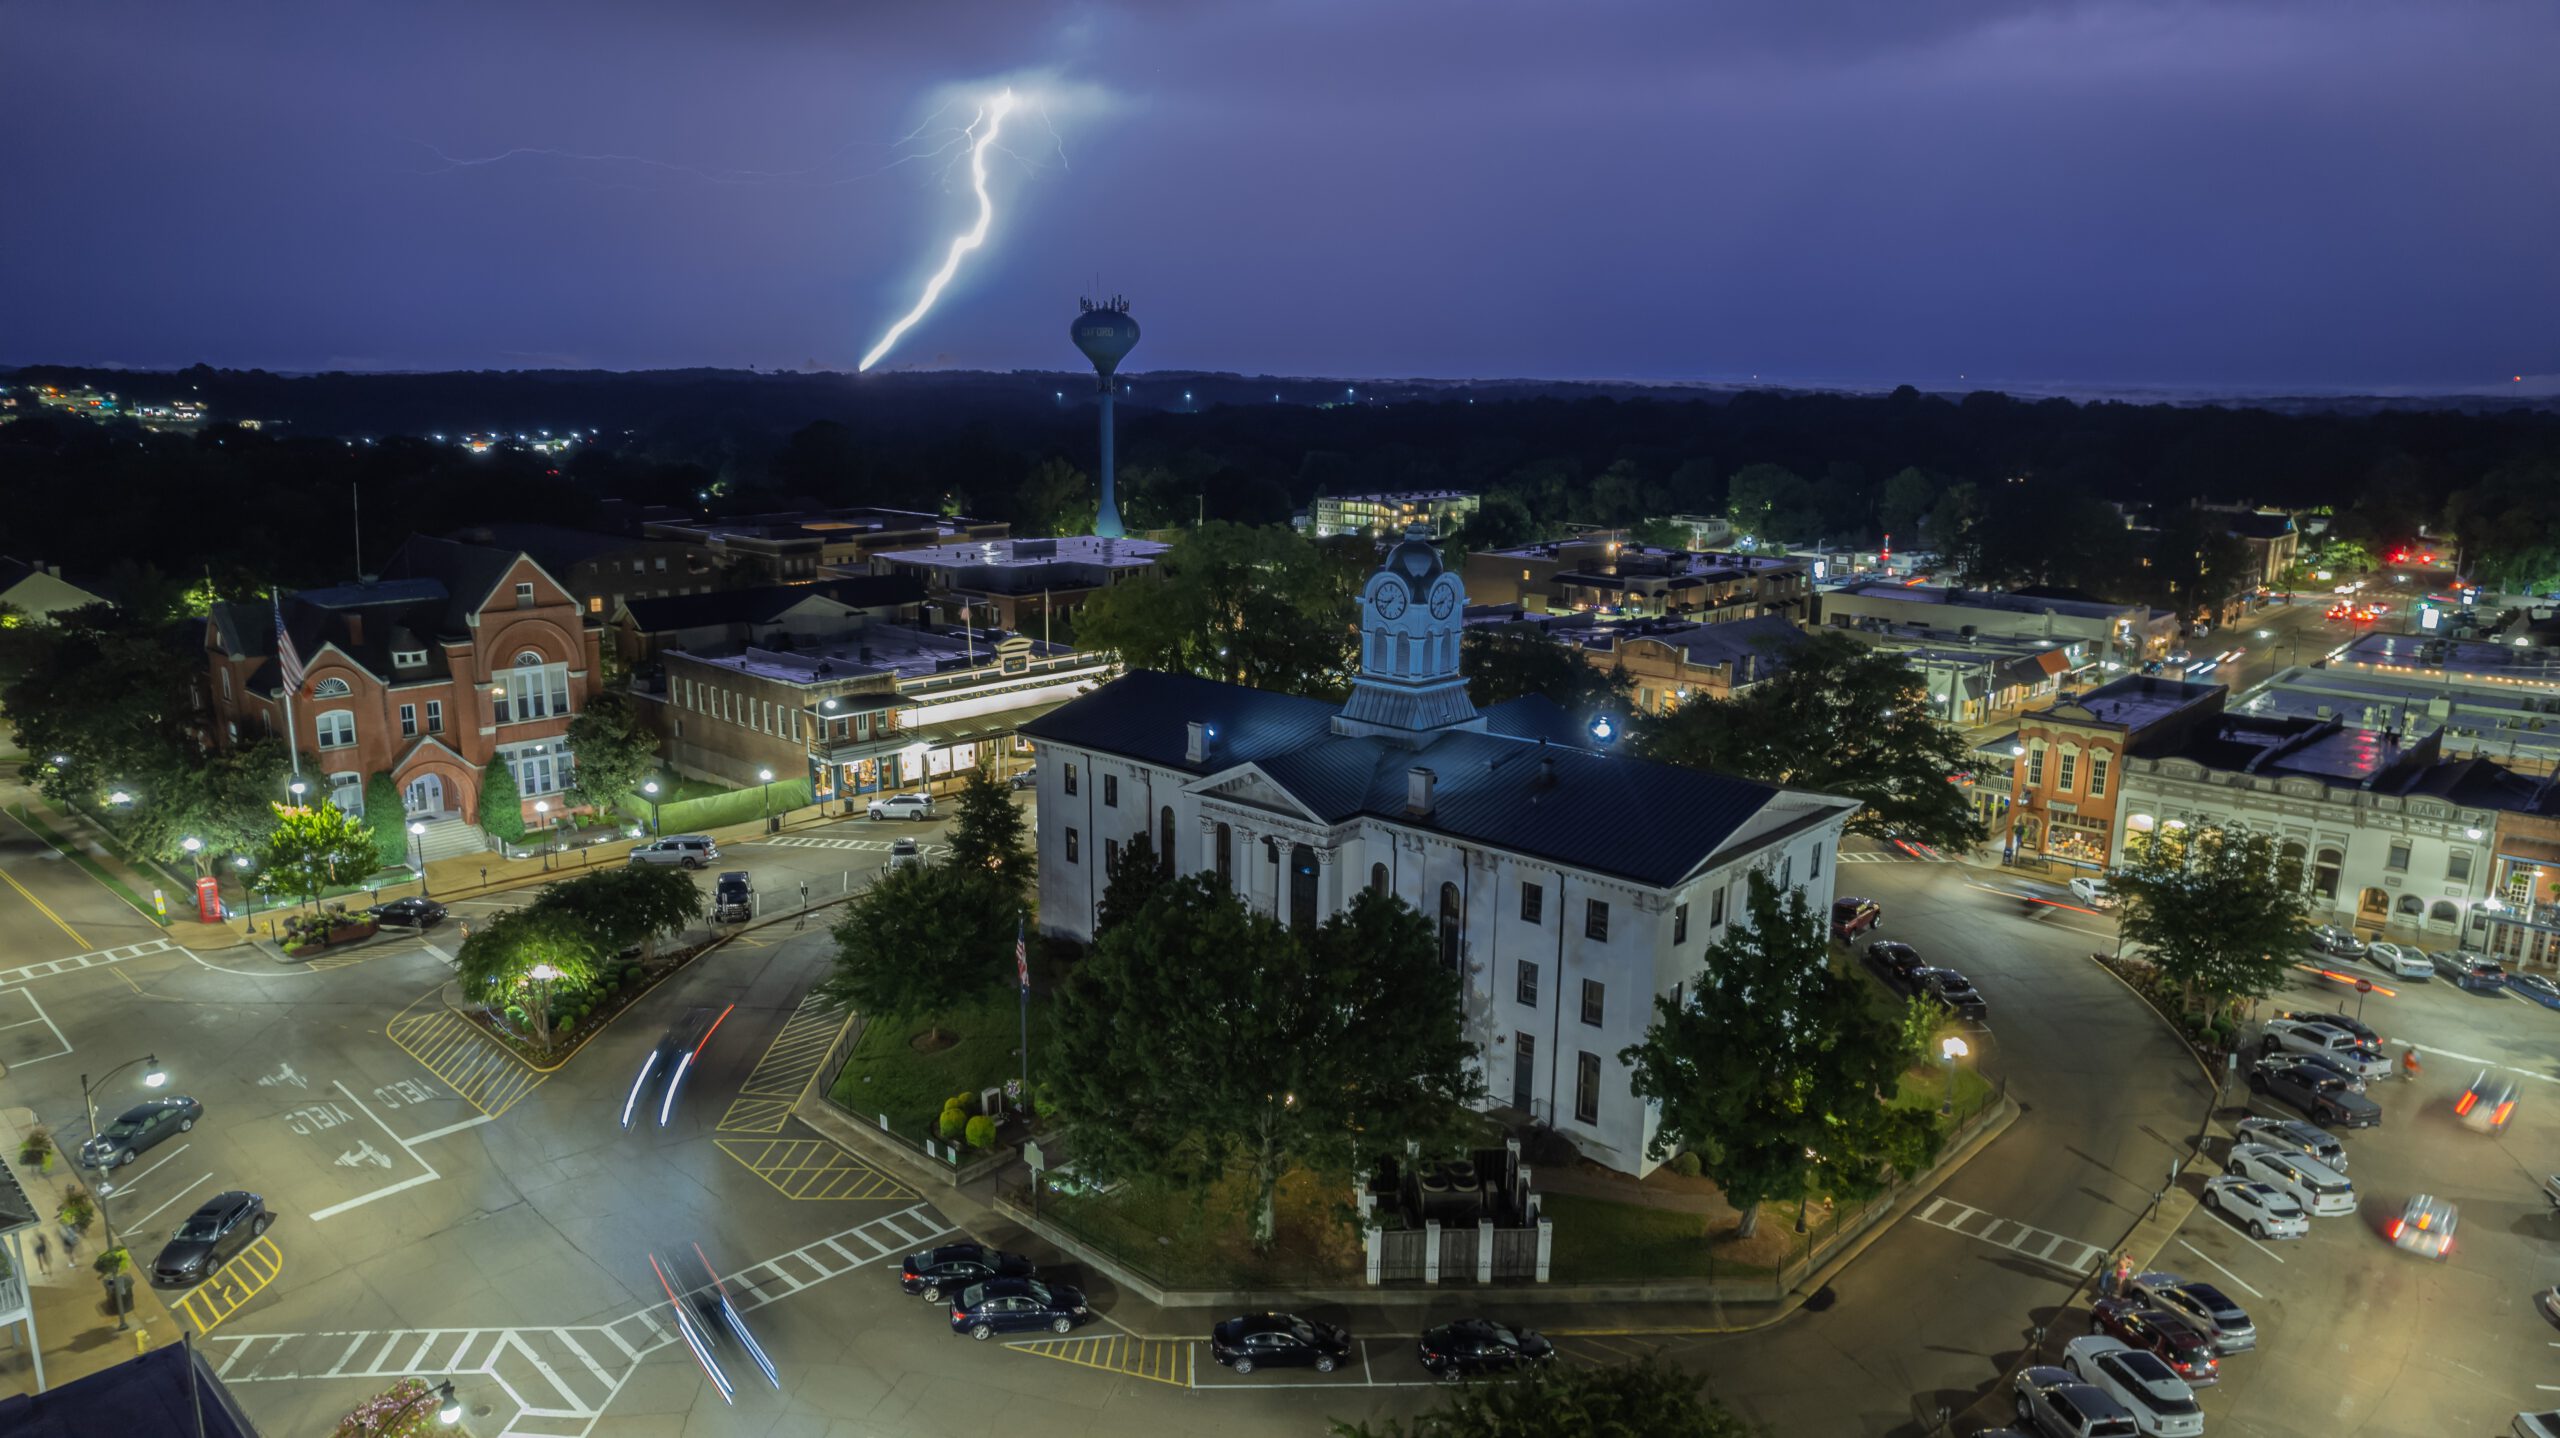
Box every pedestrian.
[59,1222,79,1258]
[2402,1046,2422,1079]
[32,1230,50,1274]
[458,920,471,944]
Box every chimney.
[345,614,364,645]
[1407,765,1437,816]
[1187,720,1216,765]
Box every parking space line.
[99,1142,192,1198]
[2173,1237,2264,1298]
[129,1173,213,1232]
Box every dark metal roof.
[618,575,922,634]
[1025,669,1795,888]
[0,1342,261,1438]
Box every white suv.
[2228,1142,2355,1216]
[2013,1366,2139,1438]
[2069,876,2117,910]
[2061,1337,2202,1438]
[628,835,719,869]
[2259,1018,2391,1081]
[868,793,936,822]
[2201,1175,2309,1239]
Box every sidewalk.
[0,1108,185,1396]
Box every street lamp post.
[383,1378,463,1429]
[533,801,551,869]
[759,768,775,833]
[180,836,204,878]
[409,821,430,897]
[235,855,256,932]
[643,780,661,836]
[81,1054,167,1330]
[1939,1036,1970,1115]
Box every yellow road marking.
[716,995,851,1134]
[713,1136,910,1201]
[172,1234,284,1336]
[0,866,91,950]
[1005,1334,1193,1387]
[385,990,545,1117]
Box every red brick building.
[203,536,605,851]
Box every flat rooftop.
[873,535,1170,571]
[1476,538,1805,576]
[675,623,1078,687]
[1326,489,1477,504]
[2040,674,2223,730]
[1827,580,2161,623]
[2336,630,2560,683]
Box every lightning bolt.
[860,89,1015,372]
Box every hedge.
[621,777,812,834]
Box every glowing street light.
[1939,1035,1971,1115]
[643,779,662,836]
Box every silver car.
[2307,924,2367,958]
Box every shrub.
[93,1246,131,1277]
[938,1106,968,1141]
[58,1188,95,1233]
[1671,1151,1703,1178]
[17,1127,54,1170]
[964,1114,997,1150]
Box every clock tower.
[1335,525,1483,741]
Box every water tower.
[1070,296,1140,538]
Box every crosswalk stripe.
[1916,1196,2104,1274]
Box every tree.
[479,762,525,845]
[1926,479,1979,558]
[1013,456,1096,537]
[563,691,660,818]
[2111,823,2310,1018]
[455,906,600,1048]
[1460,626,1629,715]
[1620,878,1939,1238]
[1876,466,1938,543]
[251,800,380,909]
[529,865,705,961]
[944,765,1030,895]
[1448,490,1540,551]
[1,606,201,812]
[1051,879,1482,1245]
[1724,463,1818,545]
[817,862,1016,1039]
[1070,522,1362,698]
[1330,1356,1760,1438]
[1096,830,1169,935]
[103,738,295,865]
[363,773,408,869]
[1634,629,1987,852]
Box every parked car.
[365,896,449,929]
[1008,764,1038,791]
[2068,876,2117,910]
[868,793,936,822]
[1916,968,1989,1021]
[2124,1272,2255,1354]
[2249,1054,2383,1128]
[2538,1285,2560,1328]
[2515,1413,2560,1438]
[80,1096,203,1168]
[2258,1019,2391,1081]
[1209,1313,1354,1374]
[2368,940,2433,979]
[712,871,755,923]
[2509,973,2560,1011]
[2387,1194,2457,1259]
[948,1278,1091,1338]
[1866,939,1928,989]
[151,1191,269,1286]
[2275,1008,2379,1048]
[2061,1337,2203,1438]
[2227,1143,2355,1217]
[628,835,719,869]
[1831,897,1882,942]
[1415,1319,1556,1379]
[2231,1115,2347,1172]
[2088,1298,2223,1382]
[2431,948,2508,992]
[899,1244,1033,1301]
[2011,1365,2140,1438]
[2201,1175,2309,1240]
[887,837,924,873]
[2307,924,2368,958]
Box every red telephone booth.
[195,875,222,923]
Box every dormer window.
[392,649,428,668]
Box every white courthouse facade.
[1023,530,1858,1177]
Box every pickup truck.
[2259,1018,2393,1081]
[2250,1054,2383,1129]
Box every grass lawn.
[1041,1165,1364,1290]
[829,987,1054,1141]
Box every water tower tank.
[1070,308,1141,377]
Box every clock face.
[1429,576,1460,620]
[1375,584,1409,620]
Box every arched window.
[515,650,546,667]
[2429,900,2459,927]
[1438,882,1462,972]
[2278,840,2308,887]
[1159,806,1176,874]
[2396,894,2424,917]
[2312,847,2344,902]
[310,676,352,699]
[1370,862,1389,896]
[1214,823,1232,886]
[1289,844,1320,932]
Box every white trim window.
[330,770,364,813]
[392,649,428,669]
[495,651,571,723]
[501,739,575,797]
[316,709,356,749]
[399,703,418,738]
[311,676,353,699]
[424,699,443,733]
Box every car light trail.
[651,1253,735,1404]
[860,90,1016,371]
[2294,964,2396,997]
[659,1052,694,1129]
[697,1243,780,1388]
[620,1052,660,1130]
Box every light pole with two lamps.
[81,1054,167,1330]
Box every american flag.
[273,593,307,694]
[1015,919,1029,993]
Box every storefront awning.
[902,699,1076,751]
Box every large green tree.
[2111,822,2310,1018]
[251,800,381,909]
[2,607,201,812]
[818,861,1017,1040]
[528,865,706,961]
[943,765,1030,896]
[1460,626,1629,714]
[562,691,660,818]
[1070,522,1362,698]
[1013,456,1096,537]
[1330,1356,1760,1438]
[1095,829,1169,936]
[456,906,601,1047]
[1876,466,1938,543]
[1634,629,1987,852]
[102,738,296,865]
[1621,878,1940,1238]
[1051,879,1483,1245]
[1724,463,1819,545]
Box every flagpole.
[274,592,302,780]
[1015,914,1029,1120]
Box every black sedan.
[1915,968,1989,1021]
[152,1191,269,1286]
[900,1243,1034,1300]
[81,1096,202,1168]
[1416,1318,1555,1379]
[949,1278,1090,1339]
[366,896,449,929]
[1867,940,1928,989]
[1210,1313,1353,1374]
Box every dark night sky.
[5,1,2554,391]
